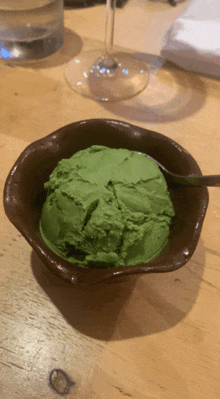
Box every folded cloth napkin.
[160,0,220,78]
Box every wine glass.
[65,0,149,102]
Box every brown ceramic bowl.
[4,119,209,286]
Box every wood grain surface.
[0,1,219,398]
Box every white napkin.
[160,0,220,78]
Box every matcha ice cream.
[40,145,175,268]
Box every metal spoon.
[146,155,220,187]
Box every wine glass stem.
[104,0,116,57]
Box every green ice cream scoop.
[40,145,175,268]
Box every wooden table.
[0,1,219,398]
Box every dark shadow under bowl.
[3,119,209,286]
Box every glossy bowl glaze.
[4,119,209,285]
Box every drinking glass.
[65,0,149,102]
[0,0,64,62]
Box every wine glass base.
[65,49,149,102]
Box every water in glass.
[0,0,64,62]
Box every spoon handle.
[143,154,220,187]
[169,174,220,187]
